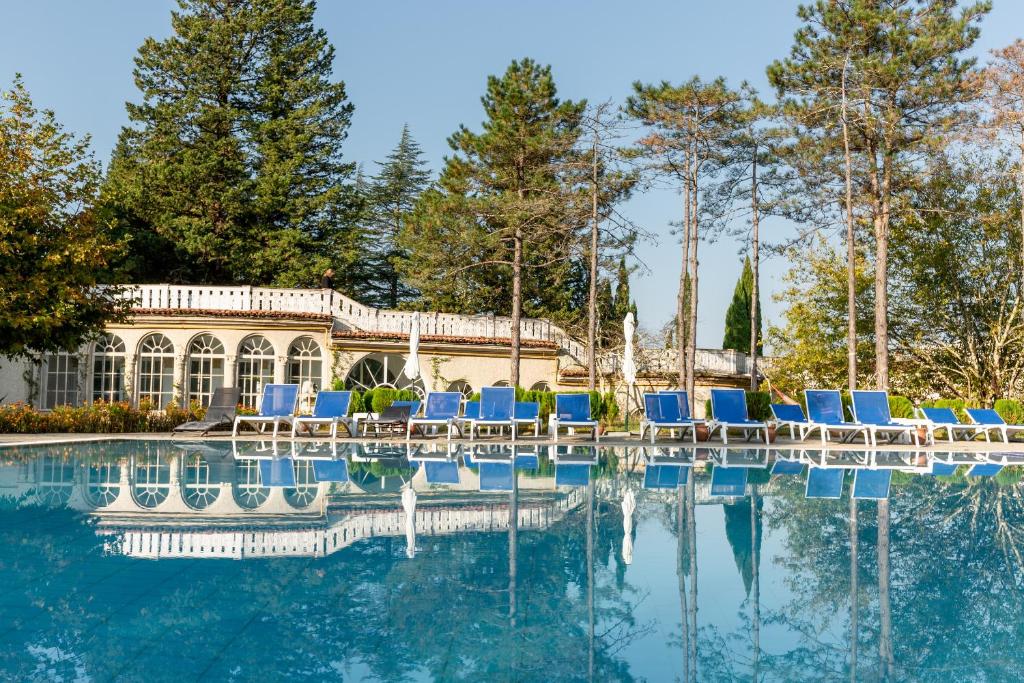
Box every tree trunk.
[677,485,690,683]
[588,136,600,391]
[511,227,523,388]
[750,488,760,680]
[586,482,595,681]
[1019,131,1024,288]
[677,146,691,388]
[686,471,698,682]
[508,470,518,629]
[842,54,858,391]
[749,144,760,391]
[874,153,892,391]
[878,499,894,680]
[849,496,858,683]
[686,151,700,415]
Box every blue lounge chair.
[644,464,689,489]
[710,466,747,497]
[708,389,767,445]
[965,408,1024,443]
[407,391,463,440]
[478,461,514,491]
[659,390,704,423]
[770,403,810,440]
[311,458,350,483]
[918,407,983,444]
[853,469,891,499]
[804,390,869,445]
[967,462,1003,477]
[469,387,517,440]
[555,463,592,487]
[514,446,540,470]
[851,390,918,446]
[453,400,480,435]
[929,461,959,476]
[513,401,541,437]
[290,391,353,438]
[422,460,461,485]
[548,394,600,442]
[258,457,297,487]
[805,467,844,499]
[233,383,299,437]
[771,453,804,476]
[641,393,697,444]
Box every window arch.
[181,454,220,510]
[493,380,511,388]
[132,454,170,508]
[284,460,318,509]
[447,380,474,400]
[34,457,75,507]
[344,353,425,398]
[233,459,269,509]
[287,337,323,391]
[137,334,175,408]
[187,333,225,407]
[42,351,81,409]
[86,462,121,508]
[529,381,551,392]
[92,334,126,403]
[237,335,275,408]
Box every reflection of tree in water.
[0,477,657,681]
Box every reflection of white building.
[0,285,751,414]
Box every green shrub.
[995,399,1024,424]
[0,400,201,434]
[887,395,915,419]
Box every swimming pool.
[1,439,1022,680]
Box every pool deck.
[3,431,1024,453]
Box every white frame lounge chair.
[918,407,985,444]
[407,391,462,440]
[804,390,870,445]
[548,394,600,442]
[965,408,1024,443]
[232,383,299,438]
[850,390,918,446]
[708,389,767,445]
[291,390,354,438]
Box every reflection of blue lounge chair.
[555,463,591,487]
[710,466,747,497]
[853,469,891,499]
[642,393,697,444]
[644,464,689,489]
[470,387,517,440]
[259,458,296,487]
[479,461,514,491]
[291,391,353,438]
[423,461,460,485]
[514,402,541,437]
[548,394,600,442]
[770,404,810,440]
[233,384,299,437]
[851,391,918,446]
[805,467,844,499]
[771,458,804,476]
[407,392,463,440]
[919,407,984,444]
[928,461,959,476]
[967,462,1003,477]
[514,448,539,470]
[312,459,349,483]
[965,408,1024,443]
[708,389,767,445]
[804,390,869,445]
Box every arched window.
[34,457,75,507]
[287,337,322,391]
[137,334,175,408]
[181,454,220,509]
[344,352,425,398]
[132,454,170,508]
[86,462,121,508]
[233,459,269,509]
[237,335,275,408]
[187,333,225,407]
[447,380,474,400]
[92,334,125,403]
[493,380,511,388]
[42,351,81,409]
[285,460,318,509]
[529,381,551,392]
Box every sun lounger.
[174,387,240,435]
[804,390,869,445]
[407,391,462,440]
[469,387,517,440]
[708,389,767,445]
[965,408,1024,443]
[918,407,984,444]
[548,394,600,442]
[360,404,413,437]
[641,393,697,444]
[513,401,541,437]
[770,403,810,440]
[291,391,353,438]
[232,384,299,437]
[851,390,918,446]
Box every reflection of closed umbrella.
[623,312,637,431]
[403,313,421,382]
[621,489,636,565]
[401,486,417,559]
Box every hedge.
[995,399,1024,425]
[0,400,202,434]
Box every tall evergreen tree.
[361,125,430,308]
[400,59,585,385]
[723,257,762,354]
[103,0,360,288]
[611,256,633,325]
[0,78,129,358]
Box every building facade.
[0,284,752,416]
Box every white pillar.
[173,353,187,405]
[274,356,287,384]
[224,355,237,389]
[124,353,137,406]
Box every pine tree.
[103,0,360,288]
[400,59,585,385]
[611,257,633,324]
[723,257,762,354]
[0,77,128,358]
[361,125,430,309]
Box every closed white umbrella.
[621,489,636,565]
[402,485,417,559]
[403,312,421,381]
[622,312,638,432]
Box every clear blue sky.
[3,0,1021,347]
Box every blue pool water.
[1,440,1023,681]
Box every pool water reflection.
[1,440,1023,681]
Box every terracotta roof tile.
[132,308,332,323]
[332,330,558,349]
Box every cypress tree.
[362,125,430,309]
[104,0,360,288]
[723,257,761,353]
